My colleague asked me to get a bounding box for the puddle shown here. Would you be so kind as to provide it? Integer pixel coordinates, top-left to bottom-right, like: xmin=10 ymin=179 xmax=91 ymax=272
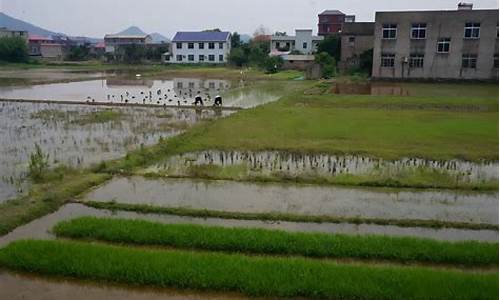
xmin=0 ymin=270 xmax=246 ymax=300
xmin=0 ymin=102 xmax=231 ymax=202
xmin=0 ymin=78 xmax=285 ymax=109
xmin=150 ymin=150 xmax=498 ymax=183
xmin=84 ymin=176 xmax=498 ymax=225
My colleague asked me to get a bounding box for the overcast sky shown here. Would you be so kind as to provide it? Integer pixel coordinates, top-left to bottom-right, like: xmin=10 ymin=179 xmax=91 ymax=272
xmin=1 ymin=0 xmax=498 ymax=38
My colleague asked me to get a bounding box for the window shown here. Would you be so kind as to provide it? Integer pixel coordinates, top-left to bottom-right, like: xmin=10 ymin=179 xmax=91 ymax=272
xmin=348 ymin=36 xmax=355 ymax=43
xmin=176 ymin=42 xmax=182 ymax=49
xmin=382 ymin=24 xmax=397 ymax=39
xmin=188 ymin=43 xmax=194 ymax=49
xmin=188 ymin=54 xmax=194 ymax=61
xmin=437 ymin=38 xmax=450 ymax=53
xmin=199 ymin=55 xmax=205 ymax=62
xmin=209 ymin=82 xmax=215 ymax=89
xmin=409 ymin=54 xmax=424 ymax=68
xmin=176 ymin=55 xmax=183 ymax=61
xmin=219 ymin=42 xmax=223 ymax=49
xmin=199 ymin=43 xmax=204 ymax=49
xmin=302 ymin=42 xmax=307 ymax=49
xmin=494 ymin=54 xmax=498 ymax=68
xmin=177 ymin=82 xmax=183 ymax=89
xmin=381 ymin=53 xmax=395 ymax=67
xmin=464 ymin=22 xmax=480 ymax=39
xmin=189 ymin=82 xmax=195 ymax=88
xmin=411 ymin=23 xmax=426 ymax=39
xmin=208 ymin=54 xmax=215 ymax=61
xmin=462 ymin=54 xmax=477 ymax=68
xmin=219 ymin=54 xmax=224 ymax=61
xmin=208 ymin=42 xmax=215 ymax=49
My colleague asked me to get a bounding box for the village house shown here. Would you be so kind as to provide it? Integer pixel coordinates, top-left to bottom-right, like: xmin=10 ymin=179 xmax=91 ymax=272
xmin=372 ymin=3 xmax=499 ymax=80
xmin=168 ymin=31 xmax=231 ymax=64
xmin=28 ymin=35 xmax=64 ymax=59
xmin=339 ymin=22 xmax=375 ymax=71
xmin=269 ymin=29 xmax=323 ymax=70
xmin=317 ymin=10 xmax=355 ymax=36
xmin=0 ymin=27 xmax=28 ymax=41
xmin=104 ymin=34 xmax=152 ymax=53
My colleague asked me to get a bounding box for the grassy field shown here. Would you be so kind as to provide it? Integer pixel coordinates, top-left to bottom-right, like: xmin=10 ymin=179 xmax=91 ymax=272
xmin=162 ymin=92 xmax=498 ymax=162
xmin=82 ymin=201 xmax=498 ymax=230
xmin=54 ymin=217 xmax=498 ymax=267
xmin=0 ymin=240 xmax=497 ymax=300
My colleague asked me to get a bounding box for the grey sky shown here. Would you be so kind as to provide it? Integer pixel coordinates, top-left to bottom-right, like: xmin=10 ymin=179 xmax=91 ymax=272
xmin=1 ymin=0 xmax=498 ymax=38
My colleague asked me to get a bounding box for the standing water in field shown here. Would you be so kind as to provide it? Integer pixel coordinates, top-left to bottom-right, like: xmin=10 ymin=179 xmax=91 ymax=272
xmin=148 ymin=150 xmax=498 ymax=186
xmin=0 ymin=78 xmax=285 ymax=108
xmin=0 ymin=102 xmax=232 ymax=202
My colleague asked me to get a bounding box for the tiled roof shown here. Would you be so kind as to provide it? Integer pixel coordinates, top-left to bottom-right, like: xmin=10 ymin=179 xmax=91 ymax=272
xmin=172 ymin=31 xmax=230 ymax=42
xmin=28 ymin=34 xmax=52 ymax=41
xmin=319 ymin=10 xmax=345 ymax=15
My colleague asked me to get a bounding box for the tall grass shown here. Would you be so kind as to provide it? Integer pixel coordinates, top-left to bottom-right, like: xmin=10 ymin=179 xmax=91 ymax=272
xmin=53 ymin=217 xmax=499 ymax=267
xmin=0 ymin=240 xmax=497 ymax=300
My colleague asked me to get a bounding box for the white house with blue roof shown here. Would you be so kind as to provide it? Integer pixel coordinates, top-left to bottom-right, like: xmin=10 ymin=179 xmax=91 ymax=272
xmin=168 ymin=31 xmax=231 ymax=64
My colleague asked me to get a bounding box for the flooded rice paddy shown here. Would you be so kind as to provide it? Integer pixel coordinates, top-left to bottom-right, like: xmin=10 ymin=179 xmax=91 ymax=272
xmin=0 ymin=77 xmax=284 ymax=108
xmin=84 ymin=176 xmax=498 ymax=225
xmin=0 ymin=101 xmax=231 ymax=202
xmin=0 ymin=270 xmax=246 ymax=300
xmin=149 ymin=150 xmax=498 ymax=183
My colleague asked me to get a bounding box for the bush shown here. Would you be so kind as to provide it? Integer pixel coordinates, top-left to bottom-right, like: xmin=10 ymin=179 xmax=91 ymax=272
xmin=263 ymin=56 xmax=284 ymax=73
xmin=0 ymin=36 xmax=28 ymax=62
xmin=122 ymin=44 xmax=146 ymax=63
xmin=28 ymin=143 xmax=49 ymax=182
xmin=317 ymin=36 xmax=341 ymax=62
xmin=228 ymin=47 xmax=248 ymax=66
xmin=315 ymin=52 xmax=336 ymax=78
xmin=67 ymin=45 xmax=90 ymax=61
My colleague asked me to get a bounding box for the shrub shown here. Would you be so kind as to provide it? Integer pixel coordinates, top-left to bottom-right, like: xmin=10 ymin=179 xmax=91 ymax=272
xmin=315 ymin=52 xmax=336 ymax=78
xmin=0 ymin=36 xmax=28 ymax=62
xmin=263 ymin=56 xmax=284 ymax=74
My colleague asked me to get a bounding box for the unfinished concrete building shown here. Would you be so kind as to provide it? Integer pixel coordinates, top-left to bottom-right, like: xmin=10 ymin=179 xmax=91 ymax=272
xmin=372 ymin=3 xmax=498 ymax=80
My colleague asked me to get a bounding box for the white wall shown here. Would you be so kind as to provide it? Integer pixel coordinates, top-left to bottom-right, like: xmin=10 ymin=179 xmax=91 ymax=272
xmin=170 ymin=40 xmax=231 ymax=64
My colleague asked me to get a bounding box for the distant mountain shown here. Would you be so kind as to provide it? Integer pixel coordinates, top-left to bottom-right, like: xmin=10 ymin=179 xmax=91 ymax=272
xmin=115 ymin=26 xmax=169 ymax=43
xmin=150 ymin=32 xmax=169 ymax=43
xmin=0 ymin=12 xmax=60 ymax=37
xmin=116 ymin=26 xmax=147 ymax=36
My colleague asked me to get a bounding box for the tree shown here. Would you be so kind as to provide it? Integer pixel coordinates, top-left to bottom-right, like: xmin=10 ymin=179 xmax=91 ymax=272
xmin=263 ymin=56 xmax=284 ymax=74
xmin=0 ymin=36 xmax=28 ymax=62
xmin=253 ymin=25 xmax=271 ymax=37
xmin=229 ymin=47 xmax=248 ymax=66
xmin=67 ymin=45 xmax=90 ymax=61
xmin=203 ymin=28 xmax=221 ymax=32
xmin=315 ymin=52 xmax=336 ymax=78
xmin=122 ymin=44 xmax=146 ymax=63
xmin=231 ymin=32 xmax=241 ymax=48
xmin=317 ymin=36 xmax=341 ymax=62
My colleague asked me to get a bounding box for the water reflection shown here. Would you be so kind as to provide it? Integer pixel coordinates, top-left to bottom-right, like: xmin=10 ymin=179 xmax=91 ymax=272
xmin=85 ymin=176 xmax=498 ymax=225
xmin=0 ymin=78 xmax=283 ymax=109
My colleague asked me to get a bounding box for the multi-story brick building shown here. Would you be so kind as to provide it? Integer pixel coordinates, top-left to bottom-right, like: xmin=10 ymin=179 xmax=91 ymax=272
xmin=318 ymin=10 xmax=355 ymax=36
